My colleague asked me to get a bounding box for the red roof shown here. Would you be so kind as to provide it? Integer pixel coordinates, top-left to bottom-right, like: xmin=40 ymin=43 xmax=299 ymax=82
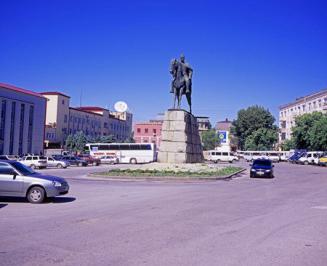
xmin=40 ymin=91 xmax=70 ymax=98
xmin=0 ymin=82 xmax=46 ymax=99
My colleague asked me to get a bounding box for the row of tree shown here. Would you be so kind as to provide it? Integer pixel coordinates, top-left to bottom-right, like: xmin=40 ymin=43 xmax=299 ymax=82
xmin=201 ymin=106 xmax=327 ymax=152
xmin=282 ymin=112 xmax=327 ymax=151
xmin=200 ymin=105 xmax=278 ymax=151
xmin=65 ymin=131 xmax=134 ymax=153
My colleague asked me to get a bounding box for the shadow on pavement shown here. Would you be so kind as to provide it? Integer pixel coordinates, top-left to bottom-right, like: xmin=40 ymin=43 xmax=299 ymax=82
xmin=0 ymin=197 xmax=28 ymax=203
xmin=47 ymin=197 xmax=76 ymax=204
xmin=0 ymin=196 xmax=76 ymax=204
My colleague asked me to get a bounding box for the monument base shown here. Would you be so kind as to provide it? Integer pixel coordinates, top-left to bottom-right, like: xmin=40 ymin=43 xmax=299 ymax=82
xmin=157 ymin=109 xmax=204 ymax=164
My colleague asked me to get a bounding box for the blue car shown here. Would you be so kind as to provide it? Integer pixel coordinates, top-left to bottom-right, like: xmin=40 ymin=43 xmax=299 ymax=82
xmin=250 ymin=159 xmax=274 ymax=178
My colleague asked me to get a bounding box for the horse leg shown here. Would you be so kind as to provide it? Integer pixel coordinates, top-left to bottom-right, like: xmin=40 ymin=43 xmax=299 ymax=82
xmin=186 ymin=93 xmax=192 ymax=113
xmin=178 ymin=88 xmax=183 ymax=109
xmin=173 ymin=89 xmax=176 ymax=109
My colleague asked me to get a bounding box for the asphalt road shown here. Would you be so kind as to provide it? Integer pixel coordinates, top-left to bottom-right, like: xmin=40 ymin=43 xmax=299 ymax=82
xmin=1 ymin=162 xmax=327 ymax=266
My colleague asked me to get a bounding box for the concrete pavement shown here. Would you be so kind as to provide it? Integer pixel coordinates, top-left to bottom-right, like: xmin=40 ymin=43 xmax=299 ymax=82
xmin=1 ymin=162 xmax=327 ymax=266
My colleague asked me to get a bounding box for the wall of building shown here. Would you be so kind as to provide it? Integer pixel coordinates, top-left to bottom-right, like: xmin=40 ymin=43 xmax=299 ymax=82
xmin=43 ymin=93 xmax=133 ymax=146
xmin=0 ymin=84 xmax=46 ymax=155
xmin=134 ymin=121 xmax=162 ymax=148
xmin=279 ymin=89 xmax=327 ymax=142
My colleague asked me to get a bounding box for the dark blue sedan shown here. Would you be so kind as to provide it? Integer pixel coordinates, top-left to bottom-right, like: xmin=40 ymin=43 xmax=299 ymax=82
xmin=250 ymin=159 xmax=274 ymax=178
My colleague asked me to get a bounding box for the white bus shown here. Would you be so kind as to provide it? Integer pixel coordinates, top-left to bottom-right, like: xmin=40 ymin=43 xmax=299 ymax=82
xmin=84 ymin=143 xmax=156 ymax=164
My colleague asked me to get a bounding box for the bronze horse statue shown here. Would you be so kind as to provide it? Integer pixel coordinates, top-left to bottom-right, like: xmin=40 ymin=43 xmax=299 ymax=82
xmin=170 ymin=56 xmax=193 ymax=113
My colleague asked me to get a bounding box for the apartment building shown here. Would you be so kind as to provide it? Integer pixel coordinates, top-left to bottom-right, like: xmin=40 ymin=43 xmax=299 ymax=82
xmin=196 ymin=116 xmax=211 ymax=133
xmin=134 ymin=120 xmax=163 ymax=148
xmin=279 ymin=89 xmax=327 ymax=142
xmin=42 ymin=92 xmax=132 ymax=147
xmin=0 ymin=83 xmax=46 ymax=155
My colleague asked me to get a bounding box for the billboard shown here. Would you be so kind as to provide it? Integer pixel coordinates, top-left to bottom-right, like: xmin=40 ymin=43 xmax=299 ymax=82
xmin=218 ymin=130 xmax=228 ymax=144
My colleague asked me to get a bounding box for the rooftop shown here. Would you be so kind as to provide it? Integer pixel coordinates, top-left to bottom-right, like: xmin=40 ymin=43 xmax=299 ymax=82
xmin=0 ymin=82 xmax=46 ymax=99
xmin=40 ymin=91 xmax=71 ymax=98
xmin=76 ymin=106 xmax=109 ymax=112
xmin=279 ymin=88 xmax=327 ymax=110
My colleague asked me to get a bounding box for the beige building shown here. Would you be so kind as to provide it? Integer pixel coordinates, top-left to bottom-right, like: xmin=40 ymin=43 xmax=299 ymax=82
xmin=196 ymin=116 xmax=211 ymax=133
xmin=279 ymin=89 xmax=327 ymax=143
xmin=42 ymin=92 xmax=132 ymax=148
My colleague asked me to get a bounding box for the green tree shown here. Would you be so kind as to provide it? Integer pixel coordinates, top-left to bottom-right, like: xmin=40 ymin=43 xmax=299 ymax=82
xmin=201 ymin=129 xmax=220 ymax=150
xmin=281 ymin=138 xmax=295 ymax=151
xmin=65 ymin=134 xmax=76 ymax=151
xmin=291 ymin=112 xmax=327 ymax=151
xmin=124 ymin=131 xmax=135 ymax=143
xmin=309 ymin=115 xmax=327 ymax=150
xmin=292 ymin=112 xmax=325 ymax=150
xmin=244 ymin=128 xmax=278 ymax=151
xmin=74 ymin=131 xmax=88 ymax=153
xmin=232 ymin=105 xmax=278 ymax=150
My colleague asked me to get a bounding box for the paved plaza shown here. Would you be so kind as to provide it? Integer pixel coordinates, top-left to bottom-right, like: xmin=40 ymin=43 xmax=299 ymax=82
xmin=1 ymin=162 xmax=327 ymax=266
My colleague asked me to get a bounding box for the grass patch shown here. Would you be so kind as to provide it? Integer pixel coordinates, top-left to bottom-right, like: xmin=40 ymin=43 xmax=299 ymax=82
xmin=94 ymin=166 xmax=243 ymax=178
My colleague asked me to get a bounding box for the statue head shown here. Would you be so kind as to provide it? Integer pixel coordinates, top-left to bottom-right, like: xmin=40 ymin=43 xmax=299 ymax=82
xmin=180 ymin=54 xmax=185 ymax=63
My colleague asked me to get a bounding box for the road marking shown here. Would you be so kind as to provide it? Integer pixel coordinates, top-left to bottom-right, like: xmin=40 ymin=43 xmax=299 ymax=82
xmin=311 ymin=206 xmax=327 ymax=210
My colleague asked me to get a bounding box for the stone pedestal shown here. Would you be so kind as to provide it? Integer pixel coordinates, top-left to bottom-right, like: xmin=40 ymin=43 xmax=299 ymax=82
xmin=158 ymin=109 xmax=204 ymax=163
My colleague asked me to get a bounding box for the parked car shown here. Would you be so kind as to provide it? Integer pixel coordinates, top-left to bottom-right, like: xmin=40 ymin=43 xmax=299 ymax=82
xmin=19 ymin=156 xmax=47 ymax=169
xmin=297 ymin=151 xmax=324 ymax=165
xmin=0 ymin=161 xmax=69 ymax=203
xmin=207 ymin=151 xmax=239 ymax=163
xmin=61 ymin=156 xmax=88 ymax=167
xmin=77 ymin=154 xmax=101 ymax=166
xmin=250 ymin=159 xmax=274 ymax=178
xmin=45 ymin=156 xmax=69 ymax=168
xmin=100 ymin=155 xmax=119 ymax=164
xmin=0 ymin=155 xmax=19 ymax=161
xmin=318 ymin=155 xmax=327 ymax=167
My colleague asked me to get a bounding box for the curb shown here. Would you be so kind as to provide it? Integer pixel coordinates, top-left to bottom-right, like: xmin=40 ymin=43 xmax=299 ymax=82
xmin=86 ymin=168 xmax=247 ymax=183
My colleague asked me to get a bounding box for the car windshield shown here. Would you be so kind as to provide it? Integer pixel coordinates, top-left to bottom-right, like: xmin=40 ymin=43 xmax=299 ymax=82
xmin=12 ymin=162 xmax=36 ymax=175
xmin=253 ymin=160 xmax=272 ymax=166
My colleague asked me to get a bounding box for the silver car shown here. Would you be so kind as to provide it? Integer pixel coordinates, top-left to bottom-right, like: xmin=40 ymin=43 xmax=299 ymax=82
xmin=0 ymin=161 xmax=69 ymax=203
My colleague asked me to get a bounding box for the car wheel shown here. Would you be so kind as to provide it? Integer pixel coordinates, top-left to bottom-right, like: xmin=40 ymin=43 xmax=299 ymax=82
xmin=304 ymin=161 xmax=309 ymax=165
xmin=30 ymin=164 xmax=36 ymax=169
xmin=57 ymin=163 xmax=63 ymax=169
xmin=130 ymin=158 xmax=137 ymax=164
xmin=27 ymin=186 xmax=45 ymax=204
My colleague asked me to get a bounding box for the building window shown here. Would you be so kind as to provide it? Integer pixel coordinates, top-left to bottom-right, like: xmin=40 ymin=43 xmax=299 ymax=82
xmin=27 ymin=105 xmax=34 ymax=154
xmin=145 ymin=128 xmax=148 ymax=133
xmin=64 ymin=115 xmax=67 ymax=123
xmin=62 ymin=99 xmax=65 ymax=105
xmin=9 ymin=102 xmax=16 ymax=154
xmin=153 ymin=129 xmax=157 ymax=134
xmin=18 ymin=104 xmax=25 ymax=155
xmin=0 ymin=100 xmax=7 ymax=154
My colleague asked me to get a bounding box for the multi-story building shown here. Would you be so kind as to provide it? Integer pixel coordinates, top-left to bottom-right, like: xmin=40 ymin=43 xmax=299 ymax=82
xmin=196 ymin=116 xmax=211 ymax=133
xmin=0 ymin=82 xmax=47 ymax=155
xmin=42 ymin=92 xmax=132 ymax=147
xmin=134 ymin=120 xmax=163 ymax=148
xmin=279 ymin=89 xmax=327 ymax=143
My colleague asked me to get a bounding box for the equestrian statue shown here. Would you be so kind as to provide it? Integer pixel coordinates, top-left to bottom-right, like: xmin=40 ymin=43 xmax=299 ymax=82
xmin=170 ymin=54 xmax=193 ymax=113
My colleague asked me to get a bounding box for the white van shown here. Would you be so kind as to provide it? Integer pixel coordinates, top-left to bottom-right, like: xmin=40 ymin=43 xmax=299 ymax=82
xmin=207 ymin=151 xmax=239 ymax=163
xmin=266 ymin=152 xmax=280 ymax=162
xmin=298 ymin=151 xmax=324 ymax=165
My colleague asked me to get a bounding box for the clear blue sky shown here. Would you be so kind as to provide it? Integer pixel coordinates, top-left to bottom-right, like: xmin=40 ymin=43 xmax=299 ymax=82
xmin=1 ymin=0 xmax=326 ymax=124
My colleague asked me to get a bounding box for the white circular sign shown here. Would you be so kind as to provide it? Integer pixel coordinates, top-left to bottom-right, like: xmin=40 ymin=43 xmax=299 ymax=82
xmin=114 ymin=101 xmax=128 ymax=112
